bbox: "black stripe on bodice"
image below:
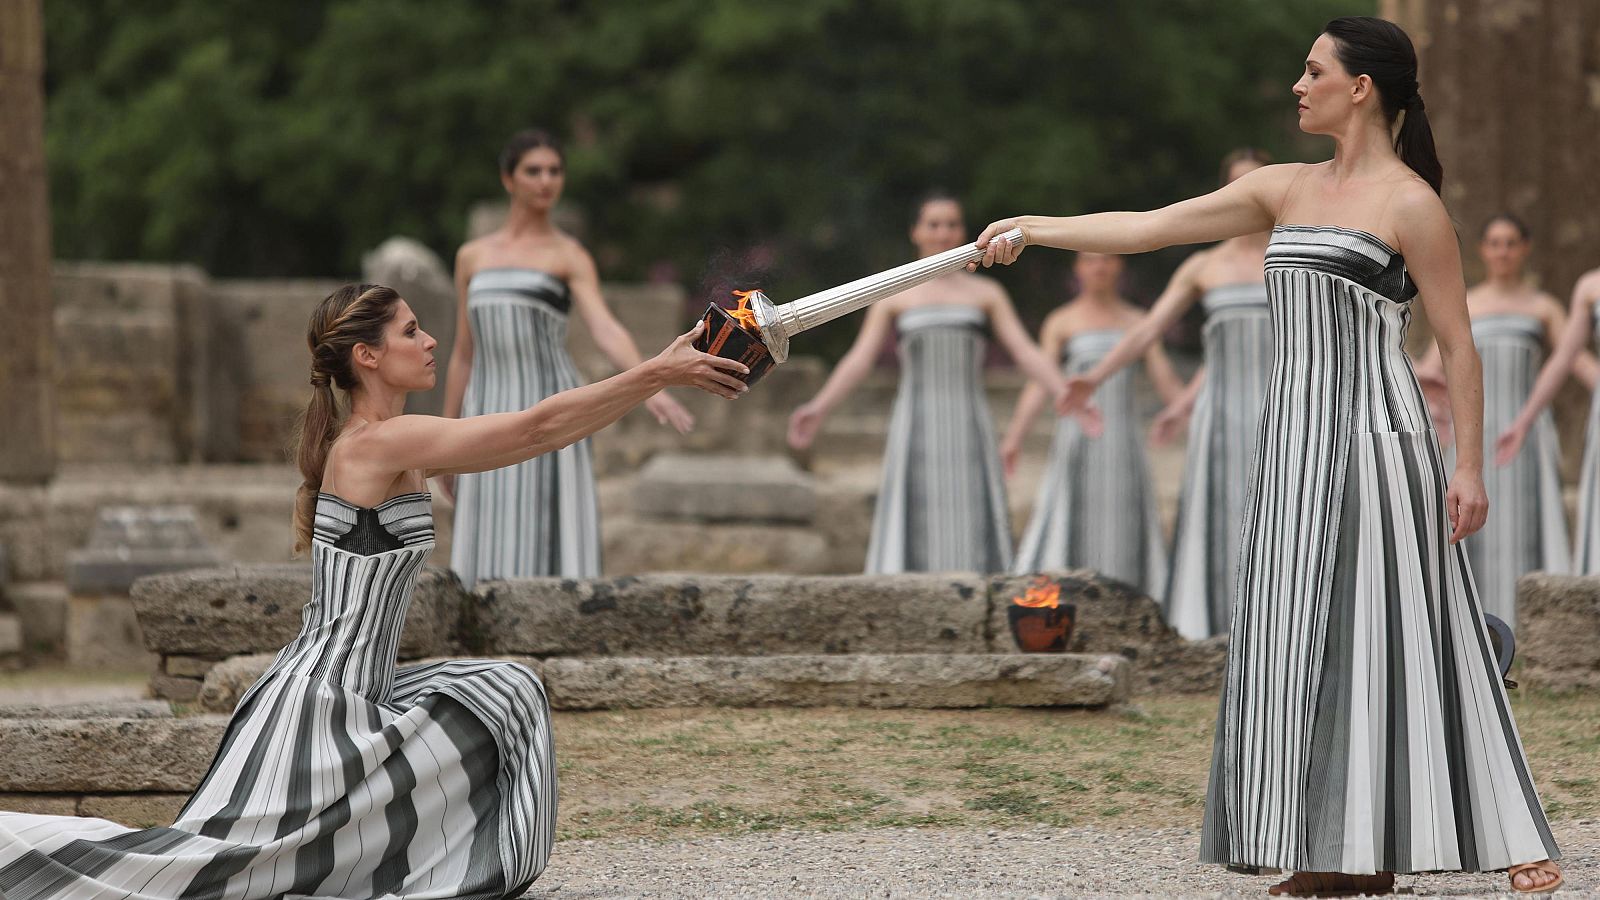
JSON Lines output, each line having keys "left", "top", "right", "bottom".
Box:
{"left": 314, "top": 492, "right": 435, "bottom": 554}
{"left": 468, "top": 267, "right": 573, "bottom": 315}
{"left": 1265, "top": 224, "right": 1416, "bottom": 303}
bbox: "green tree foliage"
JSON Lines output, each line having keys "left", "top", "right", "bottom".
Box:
{"left": 45, "top": 0, "right": 1364, "bottom": 346}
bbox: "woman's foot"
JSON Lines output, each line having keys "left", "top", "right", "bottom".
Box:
{"left": 1267, "top": 871, "right": 1395, "bottom": 897}
{"left": 1509, "top": 860, "right": 1563, "bottom": 894}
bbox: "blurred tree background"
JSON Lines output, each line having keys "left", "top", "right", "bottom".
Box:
{"left": 43, "top": 0, "right": 1366, "bottom": 355}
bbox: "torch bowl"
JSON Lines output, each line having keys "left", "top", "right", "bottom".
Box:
{"left": 693, "top": 302, "right": 778, "bottom": 387}
{"left": 1006, "top": 603, "right": 1077, "bottom": 653}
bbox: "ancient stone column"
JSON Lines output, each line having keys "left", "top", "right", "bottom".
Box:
{"left": 1384, "top": 0, "right": 1600, "bottom": 297}
{"left": 0, "top": 0, "right": 55, "bottom": 483}
{"left": 1385, "top": 0, "right": 1600, "bottom": 477}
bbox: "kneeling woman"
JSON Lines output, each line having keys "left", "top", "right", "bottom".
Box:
{"left": 0, "top": 284, "right": 747, "bottom": 899}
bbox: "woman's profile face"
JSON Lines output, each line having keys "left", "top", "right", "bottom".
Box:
{"left": 502, "top": 146, "right": 565, "bottom": 210}
{"left": 362, "top": 300, "right": 438, "bottom": 392}
{"left": 1074, "top": 252, "right": 1123, "bottom": 294}
{"left": 1293, "top": 34, "right": 1359, "bottom": 136}
{"left": 1479, "top": 220, "right": 1530, "bottom": 281}
{"left": 910, "top": 199, "right": 966, "bottom": 256}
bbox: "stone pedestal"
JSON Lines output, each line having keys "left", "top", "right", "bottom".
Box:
{"left": 64, "top": 506, "right": 223, "bottom": 670}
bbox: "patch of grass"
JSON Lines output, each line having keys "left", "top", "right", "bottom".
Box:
{"left": 547, "top": 690, "right": 1600, "bottom": 842}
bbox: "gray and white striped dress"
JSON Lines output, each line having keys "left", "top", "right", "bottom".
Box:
{"left": 1164, "top": 284, "right": 1272, "bottom": 639}
{"left": 1012, "top": 329, "right": 1167, "bottom": 596}
{"left": 0, "top": 492, "right": 558, "bottom": 899}
{"left": 866, "top": 304, "right": 1012, "bottom": 573}
{"left": 452, "top": 268, "right": 600, "bottom": 586}
{"left": 1458, "top": 314, "right": 1568, "bottom": 626}
{"left": 1201, "top": 225, "right": 1559, "bottom": 875}
{"left": 1573, "top": 302, "right": 1600, "bottom": 572}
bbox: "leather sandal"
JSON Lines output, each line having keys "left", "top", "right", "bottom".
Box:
{"left": 1267, "top": 871, "right": 1396, "bottom": 897}
{"left": 1509, "top": 861, "right": 1563, "bottom": 894}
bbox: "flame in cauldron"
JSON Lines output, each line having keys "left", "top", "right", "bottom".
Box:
{"left": 1011, "top": 577, "right": 1061, "bottom": 609}
{"left": 729, "top": 290, "right": 762, "bottom": 334}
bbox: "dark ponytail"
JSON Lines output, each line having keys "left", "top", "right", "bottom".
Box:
{"left": 292, "top": 283, "right": 403, "bottom": 552}
{"left": 1324, "top": 16, "right": 1443, "bottom": 195}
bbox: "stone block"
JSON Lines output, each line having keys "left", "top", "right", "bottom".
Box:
{"left": 66, "top": 506, "right": 224, "bottom": 595}
{"left": 165, "top": 655, "right": 222, "bottom": 678}
{"left": 0, "top": 793, "right": 77, "bottom": 816}
{"left": 197, "top": 652, "right": 276, "bottom": 713}
{"left": 130, "top": 564, "right": 465, "bottom": 659}
{"left": 0, "top": 700, "right": 171, "bottom": 719}
{"left": 603, "top": 518, "right": 830, "bottom": 576}
{"left": 541, "top": 653, "right": 1128, "bottom": 710}
{"left": 66, "top": 595, "right": 159, "bottom": 671}
{"left": 0, "top": 614, "right": 18, "bottom": 656}
{"left": 0, "top": 716, "right": 228, "bottom": 792}
{"left": 150, "top": 672, "right": 203, "bottom": 704}
{"left": 475, "top": 573, "right": 990, "bottom": 658}
{"left": 632, "top": 454, "right": 816, "bottom": 524}
{"left": 78, "top": 794, "right": 190, "bottom": 828}
{"left": 8, "top": 580, "right": 66, "bottom": 654}
{"left": 1518, "top": 573, "right": 1600, "bottom": 691}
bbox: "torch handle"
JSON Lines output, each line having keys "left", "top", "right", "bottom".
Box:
{"left": 774, "top": 228, "right": 1024, "bottom": 336}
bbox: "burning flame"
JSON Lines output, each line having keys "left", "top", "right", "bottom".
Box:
{"left": 1011, "top": 577, "right": 1061, "bottom": 609}
{"left": 728, "top": 290, "right": 762, "bottom": 334}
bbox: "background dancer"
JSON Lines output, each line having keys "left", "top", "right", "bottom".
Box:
{"left": 443, "top": 128, "right": 695, "bottom": 585}
{"left": 973, "top": 16, "right": 1562, "bottom": 894}
{"left": 1419, "top": 213, "right": 1582, "bottom": 626}
{"left": 1046, "top": 149, "right": 1274, "bottom": 639}
{"left": 787, "top": 192, "right": 1072, "bottom": 574}
{"left": 1497, "top": 258, "right": 1600, "bottom": 576}
{"left": 0, "top": 284, "right": 746, "bottom": 899}
{"left": 1003, "top": 251, "right": 1182, "bottom": 596}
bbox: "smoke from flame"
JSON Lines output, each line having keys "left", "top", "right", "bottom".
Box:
{"left": 1011, "top": 577, "right": 1061, "bottom": 609}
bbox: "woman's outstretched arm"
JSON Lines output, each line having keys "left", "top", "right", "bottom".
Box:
{"left": 788, "top": 302, "right": 896, "bottom": 450}
{"left": 971, "top": 164, "right": 1295, "bottom": 267}
{"left": 364, "top": 323, "right": 746, "bottom": 478}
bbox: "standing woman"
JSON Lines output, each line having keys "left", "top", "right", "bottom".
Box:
{"left": 1420, "top": 214, "right": 1579, "bottom": 626}
{"left": 1497, "top": 260, "right": 1600, "bottom": 574}
{"left": 443, "top": 129, "right": 695, "bottom": 586}
{"left": 0, "top": 285, "right": 747, "bottom": 898}
{"left": 1048, "top": 149, "right": 1275, "bottom": 638}
{"left": 1001, "top": 251, "right": 1184, "bottom": 596}
{"left": 974, "top": 17, "right": 1561, "bottom": 894}
{"left": 788, "top": 192, "right": 1071, "bottom": 574}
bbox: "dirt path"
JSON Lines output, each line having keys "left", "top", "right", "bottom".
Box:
{"left": 530, "top": 821, "right": 1596, "bottom": 898}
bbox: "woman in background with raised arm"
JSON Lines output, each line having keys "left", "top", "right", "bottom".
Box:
{"left": 1496, "top": 257, "right": 1600, "bottom": 575}
{"left": 1418, "top": 213, "right": 1586, "bottom": 626}
{"left": 0, "top": 284, "right": 745, "bottom": 899}
{"left": 972, "top": 16, "right": 1560, "bottom": 895}
{"left": 443, "top": 128, "right": 696, "bottom": 586}
{"left": 1002, "top": 251, "right": 1183, "bottom": 596}
{"left": 1041, "top": 149, "right": 1274, "bottom": 638}
{"left": 788, "top": 192, "right": 1073, "bottom": 574}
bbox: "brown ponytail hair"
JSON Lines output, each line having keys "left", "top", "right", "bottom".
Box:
{"left": 292, "top": 283, "right": 403, "bottom": 552}
{"left": 1323, "top": 16, "right": 1442, "bottom": 195}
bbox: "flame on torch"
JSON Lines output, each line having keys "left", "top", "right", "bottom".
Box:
{"left": 729, "top": 290, "right": 762, "bottom": 334}
{"left": 1011, "top": 576, "right": 1061, "bottom": 609}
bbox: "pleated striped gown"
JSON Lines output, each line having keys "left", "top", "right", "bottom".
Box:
{"left": 866, "top": 305, "right": 1012, "bottom": 573}
{"left": 1164, "top": 284, "right": 1272, "bottom": 639}
{"left": 0, "top": 493, "right": 559, "bottom": 899}
{"left": 1013, "top": 329, "right": 1167, "bottom": 596}
{"left": 452, "top": 268, "right": 600, "bottom": 586}
{"left": 1573, "top": 302, "right": 1600, "bottom": 572}
{"left": 1458, "top": 314, "right": 1569, "bottom": 626}
{"left": 1200, "top": 225, "right": 1559, "bottom": 874}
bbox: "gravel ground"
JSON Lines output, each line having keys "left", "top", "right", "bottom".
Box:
{"left": 530, "top": 821, "right": 1597, "bottom": 899}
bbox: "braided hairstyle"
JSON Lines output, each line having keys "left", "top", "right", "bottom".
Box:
{"left": 291, "top": 283, "right": 402, "bottom": 552}
{"left": 1323, "top": 16, "right": 1442, "bottom": 195}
